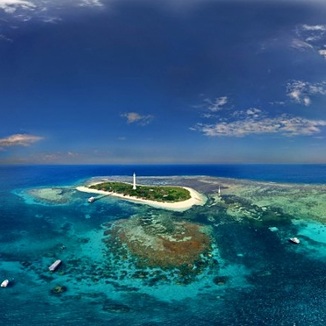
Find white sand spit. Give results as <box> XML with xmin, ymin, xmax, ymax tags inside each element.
<box><xmin>76</xmin><ymin>185</ymin><xmax>206</xmax><ymax>212</ymax></box>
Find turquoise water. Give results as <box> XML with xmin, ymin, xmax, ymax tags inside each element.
<box><xmin>1</xmin><ymin>165</ymin><xmax>326</xmax><ymax>325</ymax></box>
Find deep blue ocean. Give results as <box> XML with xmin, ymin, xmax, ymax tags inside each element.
<box><xmin>2</xmin><ymin>164</ymin><xmax>326</xmax><ymax>188</ymax></box>
<box><xmin>1</xmin><ymin>164</ymin><xmax>326</xmax><ymax>326</ymax></box>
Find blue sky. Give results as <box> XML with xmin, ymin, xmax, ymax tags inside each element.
<box><xmin>1</xmin><ymin>0</ymin><xmax>326</xmax><ymax>164</ymax></box>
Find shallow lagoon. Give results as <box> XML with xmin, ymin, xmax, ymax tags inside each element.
<box><xmin>1</xmin><ymin>170</ymin><xmax>326</xmax><ymax>325</ymax></box>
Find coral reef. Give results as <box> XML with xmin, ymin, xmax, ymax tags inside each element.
<box><xmin>102</xmin><ymin>213</ymin><xmax>215</xmax><ymax>282</ymax></box>
<box><xmin>50</xmin><ymin>284</ymin><xmax>67</xmax><ymax>295</ymax></box>
<box><xmin>27</xmin><ymin>187</ymin><xmax>74</xmax><ymax>204</ymax></box>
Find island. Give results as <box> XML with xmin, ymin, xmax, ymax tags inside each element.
<box><xmin>76</xmin><ymin>176</ymin><xmax>206</xmax><ymax>211</ymax></box>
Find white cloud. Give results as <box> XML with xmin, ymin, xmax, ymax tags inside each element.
<box><xmin>79</xmin><ymin>0</ymin><xmax>103</xmax><ymax>7</ymax></box>
<box><xmin>318</xmin><ymin>49</ymin><xmax>326</xmax><ymax>59</ymax></box>
<box><xmin>0</xmin><ymin>0</ymin><xmax>105</xmax><ymax>39</ymax></box>
<box><xmin>206</xmin><ymin>96</ymin><xmax>228</xmax><ymax>112</ymax></box>
<box><xmin>0</xmin><ymin>133</ymin><xmax>43</xmax><ymax>148</ymax></box>
<box><xmin>302</xmin><ymin>24</ymin><xmax>326</xmax><ymax>32</ymax></box>
<box><xmin>0</xmin><ymin>34</ymin><xmax>13</xmax><ymax>42</ymax></box>
<box><xmin>0</xmin><ymin>0</ymin><xmax>104</xmax><ymax>18</ymax></box>
<box><xmin>295</xmin><ymin>24</ymin><xmax>326</xmax><ymax>59</ymax></box>
<box><xmin>0</xmin><ymin>0</ymin><xmax>35</xmax><ymax>13</ymax></box>
<box><xmin>194</xmin><ymin>116</ymin><xmax>326</xmax><ymax>137</ymax></box>
<box><xmin>286</xmin><ymin>80</ymin><xmax>326</xmax><ymax>105</ymax></box>
<box><xmin>288</xmin><ymin>89</ymin><xmax>302</xmax><ymax>102</ymax></box>
<box><xmin>291</xmin><ymin>38</ymin><xmax>314</xmax><ymax>51</ymax></box>
<box><xmin>121</xmin><ymin>112</ymin><xmax>153</xmax><ymax>126</ymax></box>
<box><xmin>246</xmin><ymin>108</ymin><xmax>261</xmax><ymax>117</ymax></box>
<box><xmin>193</xmin><ymin>95</ymin><xmax>326</xmax><ymax>138</ymax></box>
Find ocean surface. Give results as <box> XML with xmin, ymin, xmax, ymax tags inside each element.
<box><xmin>1</xmin><ymin>164</ymin><xmax>326</xmax><ymax>326</ymax></box>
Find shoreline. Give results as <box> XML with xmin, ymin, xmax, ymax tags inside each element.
<box><xmin>76</xmin><ymin>184</ymin><xmax>207</xmax><ymax>212</ymax></box>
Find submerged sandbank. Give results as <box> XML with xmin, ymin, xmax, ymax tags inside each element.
<box><xmin>76</xmin><ymin>184</ymin><xmax>206</xmax><ymax>212</ymax></box>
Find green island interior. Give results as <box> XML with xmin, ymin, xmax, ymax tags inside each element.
<box><xmin>89</xmin><ymin>182</ymin><xmax>191</xmax><ymax>202</ymax></box>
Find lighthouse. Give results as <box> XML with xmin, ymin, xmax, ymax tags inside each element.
<box><xmin>133</xmin><ymin>172</ymin><xmax>137</xmax><ymax>190</ymax></box>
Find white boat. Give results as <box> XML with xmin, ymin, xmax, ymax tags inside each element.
<box><xmin>1</xmin><ymin>279</ymin><xmax>9</xmax><ymax>288</ymax></box>
<box><xmin>289</xmin><ymin>237</ymin><xmax>300</xmax><ymax>244</ymax></box>
<box><xmin>88</xmin><ymin>197</ymin><xmax>95</xmax><ymax>203</ymax></box>
<box><xmin>49</xmin><ymin>259</ymin><xmax>62</xmax><ymax>272</ymax></box>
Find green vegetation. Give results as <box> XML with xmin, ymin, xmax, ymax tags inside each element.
<box><xmin>89</xmin><ymin>182</ymin><xmax>191</xmax><ymax>202</ymax></box>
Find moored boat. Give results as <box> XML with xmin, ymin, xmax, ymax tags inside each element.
<box><xmin>49</xmin><ymin>259</ymin><xmax>62</xmax><ymax>271</ymax></box>
<box><xmin>289</xmin><ymin>237</ymin><xmax>300</xmax><ymax>244</ymax></box>
<box><xmin>1</xmin><ymin>279</ymin><xmax>9</xmax><ymax>288</ymax></box>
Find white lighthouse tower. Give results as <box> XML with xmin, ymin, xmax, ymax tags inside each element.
<box><xmin>133</xmin><ymin>172</ymin><xmax>137</xmax><ymax>190</ymax></box>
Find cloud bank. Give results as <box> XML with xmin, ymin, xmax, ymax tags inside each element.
<box><xmin>121</xmin><ymin>112</ymin><xmax>153</xmax><ymax>126</ymax></box>
<box><xmin>205</xmin><ymin>96</ymin><xmax>228</xmax><ymax>112</ymax></box>
<box><xmin>0</xmin><ymin>0</ymin><xmax>105</xmax><ymax>18</ymax></box>
<box><xmin>0</xmin><ymin>133</ymin><xmax>43</xmax><ymax>148</ymax></box>
<box><xmin>295</xmin><ymin>24</ymin><xmax>326</xmax><ymax>59</ymax></box>
<box><xmin>287</xmin><ymin>80</ymin><xmax>326</xmax><ymax>106</ymax></box>
<box><xmin>193</xmin><ymin>96</ymin><xmax>326</xmax><ymax>137</ymax></box>
<box><xmin>195</xmin><ymin>116</ymin><xmax>326</xmax><ymax>137</ymax></box>
<box><xmin>79</xmin><ymin>0</ymin><xmax>103</xmax><ymax>7</ymax></box>
<box><xmin>0</xmin><ymin>0</ymin><xmax>35</xmax><ymax>14</ymax></box>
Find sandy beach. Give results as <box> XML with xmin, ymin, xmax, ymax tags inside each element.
<box><xmin>76</xmin><ymin>185</ymin><xmax>206</xmax><ymax>212</ymax></box>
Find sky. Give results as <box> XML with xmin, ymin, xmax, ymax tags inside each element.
<box><xmin>1</xmin><ymin>0</ymin><xmax>326</xmax><ymax>164</ymax></box>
